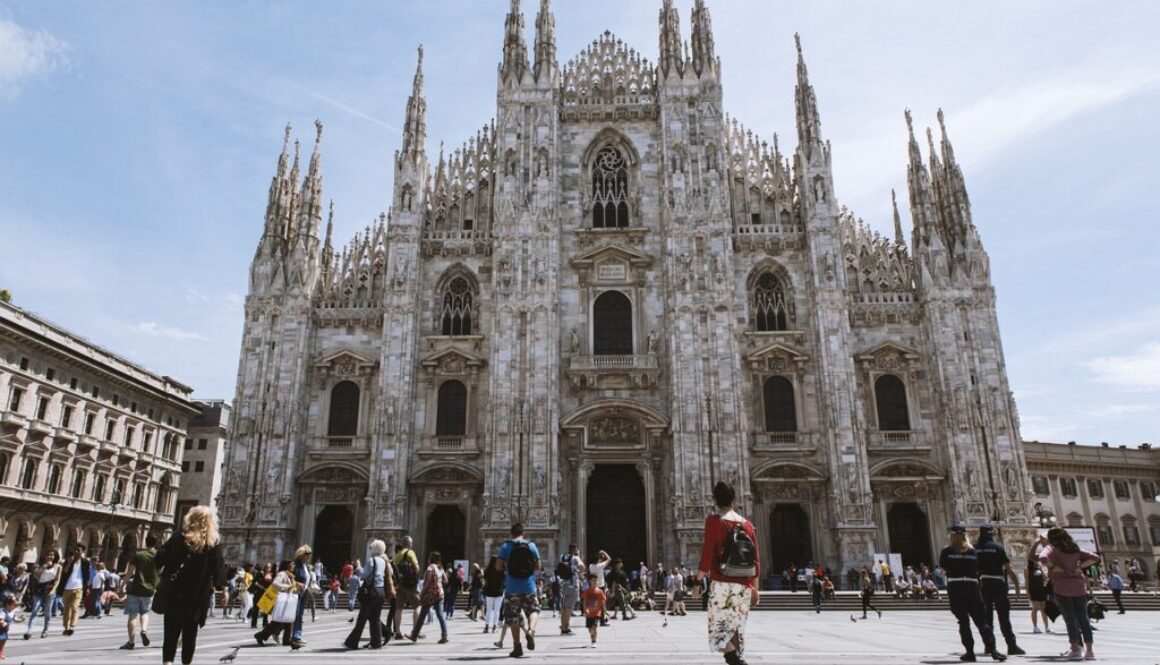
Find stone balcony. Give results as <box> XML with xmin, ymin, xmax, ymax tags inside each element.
<box><xmin>307</xmin><ymin>435</ymin><xmax>371</xmax><ymax>461</ymax></box>
<box><xmin>420</xmin><ymin>229</ymin><xmax>492</xmax><ymax>258</ymax></box>
<box><xmin>417</xmin><ymin>434</ymin><xmax>482</xmax><ymax>460</ymax></box>
<box><xmin>565</xmin><ymin>353</ymin><xmax>661</xmax><ymax>391</ymax></box>
<box><xmin>866</xmin><ymin>430</ymin><xmax>930</xmax><ymax>452</ymax></box>
<box><xmin>751</xmin><ymin>431</ymin><xmax>816</xmax><ymax>453</ymax></box>
<box><xmin>732</xmin><ymin>221</ymin><xmax>806</xmax><ymax>253</ymax></box>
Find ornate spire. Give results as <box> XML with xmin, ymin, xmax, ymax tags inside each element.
<box><xmin>794</xmin><ymin>33</ymin><xmax>822</xmax><ymax>149</ymax></box>
<box><xmin>690</xmin><ymin>0</ymin><xmax>716</xmax><ymax>77</ymax></box>
<box><xmin>295</xmin><ymin>119</ymin><xmax>325</xmax><ymax>242</ymax></box>
<box><xmin>264</xmin><ymin>123</ymin><xmax>293</xmax><ymax>232</ymax></box>
<box><xmin>399</xmin><ymin>45</ymin><xmax>427</xmax><ymax>168</ymax></box>
<box><xmin>533</xmin><ymin>0</ymin><xmax>557</xmax><ymax>83</ymax></box>
<box><xmin>892</xmin><ymin>188</ymin><xmax>905</xmax><ymax>246</ymax></box>
<box><xmin>659</xmin><ymin>0</ymin><xmax>683</xmax><ymax>79</ymax></box>
<box><xmin>936</xmin><ymin>108</ymin><xmax>972</xmax><ymax>226</ymax></box>
<box><xmin>500</xmin><ymin>0</ymin><xmax>528</xmax><ymax>84</ymax></box>
<box><xmin>904</xmin><ymin>109</ymin><xmax>937</xmax><ymax>247</ymax></box>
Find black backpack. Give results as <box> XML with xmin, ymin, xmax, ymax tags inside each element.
<box><xmin>395</xmin><ymin>550</ymin><xmax>419</xmax><ymax>590</ymax></box>
<box><xmin>555</xmin><ymin>555</ymin><xmax>574</xmax><ymax>582</ymax></box>
<box><xmin>718</xmin><ymin>520</ymin><xmax>757</xmax><ymax>578</ymax></box>
<box><xmin>506</xmin><ymin>540</ymin><xmax>537</xmax><ymax>579</ymax></box>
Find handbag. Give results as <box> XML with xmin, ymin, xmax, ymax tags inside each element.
<box><xmin>256</xmin><ymin>584</ymin><xmax>279</xmax><ymax>615</ymax></box>
<box><xmin>271</xmin><ymin>591</ymin><xmax>297</xmax><ymax>624</ymax></box>
<box><xmin>357</xmin><ymin>558</ymin><xmax>378</xmax><ymax>605</ymax></box>
<box><xmin>152</xmin><ymin>550</ymin><xmax>192</xmax><ymax>615</ymax></box>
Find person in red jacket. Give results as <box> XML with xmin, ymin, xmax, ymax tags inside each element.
<box><xmin>697</xmin><ymin>481</ymin><xmax>760</xmax><ymax>665</ymax></box>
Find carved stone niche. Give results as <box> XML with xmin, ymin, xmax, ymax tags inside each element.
<box><xmin>745</xmin><ymin>342</ymin><xmax>810</xmax><ymax>374</ymax></box>
<box><xmin>314</xmin><ymin>350</ymin><xmax>378</xmax><ymax>389</ymax></box>
<box><xmin>569</xmin><ymin>243</ymin><xmax>653</xmax><ymax>286</ymax></box>
<box><xmin>588</xmin><ymin>415</ymin><xmax>641</xmax><ymax>447</ymax></box>
<box><xmin>854</xmin><ymin>342</ymin><xmax>922</xmax><ymax>374</ymax></box>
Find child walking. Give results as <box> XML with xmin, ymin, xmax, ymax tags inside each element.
<box><xmin>581</xmin><ymin>573</ymin><xmax>606</xmax><ymax>649</ymax></box>
<box><xmin>0</xmin><ymin>594</ymin><xmax>18</xmax><ymax>660</ymax></box>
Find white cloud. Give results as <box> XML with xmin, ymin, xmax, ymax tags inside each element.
<box><xmin>0</xmin><ymin>15</ymin><xmax>69</xmax><ymax>98</ymax></box>
<box><xmin>1020</xmin><ymin>414</ymin><xmax>1087</xmax><ymax>443</ymax></box>
<box><xmin>132</xmin><ymin>321</ymin><xmax>208</xmax><ymax>342</ymax></box>
<box><xmin>1086</xmin><ymin>341</ymin><xmax>1160</xmax><ymax>390</ymax></box>
<box><xmin>1082</xmin><ymin>404</ymin><xmax>1157</xmax><ymax>418</ymax></box>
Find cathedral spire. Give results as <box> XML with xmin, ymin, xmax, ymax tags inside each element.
<box><xmin>659</xmin><ymin>0</ymin><xmax>683</xmax><ymax>79</ymax></box>
<box><xmin>299</xmin><ymin>119</ymin><xmax>324</xmax><ymax>238</ymax></box>
<box><xmin>690</xmin><ymin>0</ymin><xmax>716</xmax><ymax>77</ymax></box>
<box><xmin>399</xmin><ymin>45</ymin><xmax>427</xmax><ymax>169</ymax></box>
<box><xmin>937</xmin><ymin>108</ymin><xmax>972</xmax><ymax>227</ymax></box>
<box><xmin>892</xmin><ymin>188</ymin><xmax>905</xmax><ymax>247</ymax></box>
<box><xmin>533</xmin><ymin>0</ymin><xmax>557</xmax><ymax>84</ymax></box>
<box><xmin>500</xmin><ymin>0</ymin><xmax>528</xmax><ymax>85</ymax></box>
<box><xmin>794</xmin><ymin>33</ymin><xmax>823</xmax><ymax>150</ymax></box>
<box><xmin>904</xmin><ymin>109</ymin><xmax>937</xmax><ymax>248</ymax></box>
<box><xmin>264</xmin><ymin>123</ymin><xmax>293</xmax><ymax>236</ymax></box>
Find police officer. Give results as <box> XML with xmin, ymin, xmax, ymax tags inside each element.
<box><xmin>975</xmin><ymin>524</ymin><xmax>1025</xmax><ymax>656</ymax></box>
<box><xmin>939</xmin><ymin>525</ymin><xmax>1006</xmax><ymax>662</ymax></box>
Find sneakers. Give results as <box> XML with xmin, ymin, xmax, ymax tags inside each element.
<box><xmin>141</xmin><ymin>632</ymin><xmax>151</xmax><ymax>647</ymax></box>
<box><xmin>526</xmin><ymin>631</ymin><xmax>536</xmax><ymax>651</ymax></box>
<box><xmin>494</xmin><ymin>640</ymin><xmax>504</xmax><ymax>648</ymax></box>
<box><xmin>591</xmin><ymin>641</ymin><xmax>597</xmax><ymax>649</ymax></box>
<box><xmin>1032</xmin><ymin>627</ymin><xmax>1042</xmax><ymax>634</ymax></box>
<box><xmin>1084</xmin><ymin>652</ymin><xmax>1097</xmax><ymax>661</ymax></box>
<box><xmin>509</xmin><ymin>645</ymin><xmax>524</xmax><ymax>658</ymax></box>
<box><xmin>1066</xmin><ymin>649</ymin><xmax>1085</xmax><ymax>662</ymax></box>
<box><xmin>119</xmin><ymin>642</ymin><xmax>135</xmax><ymax>650</ymax></box>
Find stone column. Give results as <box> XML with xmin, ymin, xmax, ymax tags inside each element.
<box><xmin>637</xmin><ymin>462</ymin><xmax>656</xmax><ymax>565</ymax></box>
<box><xmin>577</xmin><ymin>462</ymin><xmax>593</xmax><ymax>556</ymax></box>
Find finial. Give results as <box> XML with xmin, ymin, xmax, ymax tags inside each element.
<box><xmin>314</xmin><ymin>119</ymin><xmax>323</xmax><ymax>144</ymax></box>
<box><xmin>417</xmin><ymin>43</ymin><xmax>424</xmax><ymax>66</ymax></box>
<box><xmin>294</xmin><ymin>138</ymin><xmax>300</xmax><ymax>161</ymax></box>
<box><xmin>937</xmin><ymin>108</ymin><xmax>946</xmax><ymax>133</ymax></box>
<box><xmin>794</xmin><ymin>32</ymin><xmax>802</xmax><ymax>54</ymax></box>
<box><xmin>904</xmin><ymin>108</ymin><xmax>913</xmax><ymax>135</ymax></box>
<box><xmin>283</xmin><ymin>123</ymin><xmax>292</xmax><ymax>148</ymax></box>
<box><xmin>926</xmin><ymin>126</ymin><xmax>936</xmax><ymax>152</ymax></box>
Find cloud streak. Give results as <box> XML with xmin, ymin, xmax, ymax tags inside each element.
<box><xmin>0</xmin><ymin>15</ymin><xmax>69</xmax><ymax>98</ymax></box>
<box><xmin>297</xmin><ymin>85</ymin><xmax>399</xmax><ymax>133</ymax></box>
<box><xmin>1086</xmin><ymin>341</ymin><xmax>1160</xmax><ymax>390</ymax></box>
<box><xmin>132</xmin><ymin>321</ymin><xmax>209</xmax><ymax>342</ymax></box>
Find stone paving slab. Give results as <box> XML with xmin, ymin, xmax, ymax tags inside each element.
<box><xmin>6</xmin><ymin>607</ymin><xmax>1157</xmax><ymax>664</ymax></box>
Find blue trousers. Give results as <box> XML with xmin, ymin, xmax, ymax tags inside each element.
<box><xmin>291</xmin><ymin>591</ymin><xmax>306</xmax><ymax>640</ymax></box>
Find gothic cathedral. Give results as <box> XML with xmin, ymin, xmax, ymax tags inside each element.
<box><xmin>220</xmin><ymin>0</ymin><xmax>1036</xmax><ymax>575</ymax></box>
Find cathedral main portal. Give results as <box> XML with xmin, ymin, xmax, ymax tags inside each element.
<box><xmin>585</xmin><ymin>464</ymin><xmax>647</xmax><ymax>567</ymax></box>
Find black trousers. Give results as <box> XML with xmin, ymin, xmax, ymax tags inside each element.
<box><xmin>345</xmin><ymin>588</ymin><xmax>385</xmax><ymax>648</ymax></box>
<box><xmin>1111</xmin><ymin>589</ymin><xmax>1124</xmax><ymax>613</ymax></box>
<box><xmin>949</xmin><ymin>585</ymin><xmax>997</xmax><ymax>654</ymax></box>
<box><xmin>162</xmin><ymin>608</ymin><xmax>202</xmax><ymax>665</ymax></box>
<box><xmin>981</xmin><ymin>580</ymin><xmax>1017</xmax><ymax>648</ymax></box>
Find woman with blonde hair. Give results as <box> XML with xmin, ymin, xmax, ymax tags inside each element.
<box><xmin>289</xmin><ymin>545</ymin><xmax>312</xmax><ymax>649</ymax></box>
<box><xmin>155</xmin><ymin>506</ymin><xmax>225</xmax><ymax>665</ymax></box>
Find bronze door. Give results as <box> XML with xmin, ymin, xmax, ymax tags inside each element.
<box><xmin>313</xmin><ymin>505</ymin><xmax>355</xmax><ymax>574</ymax></box>
<box><xmin>426</xmin><ymin>504</ymin><xmax>467</xmax><ymax>564</ymax></box>
<box><xmin>770</xmin><ymin>504</ymin><xmax>813</xmax><ymax>576</ymax></box>
<box><xmin>887</xmin><ymin>502</ymin><xmax>933</xmax><ymax>568</ymax></box>
<box><xmin>586</xmin><ymin>464</ymin><xmax>647</xmax><ymax>567</ymax></box>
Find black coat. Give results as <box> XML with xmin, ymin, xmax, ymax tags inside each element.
<box><xmin>155</xmin><ymin>535</ymin><xmax>226</xmax><ymax>614</ymax></box>
<box><xmin>55</xmin><ymin>558</ymin><xmax>91</xmax><ymax>596</ymax></box>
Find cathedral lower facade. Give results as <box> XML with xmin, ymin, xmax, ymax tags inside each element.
<box><xmin>220</xmin><ymin>0</ymin><xmax>1037</xmax><ymax>576</ymax></box>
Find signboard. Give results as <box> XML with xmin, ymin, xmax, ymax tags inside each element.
<box><xmin>1036</xmin><ymin>527</ymin><xmax>1100</xmax><ymax>556</ymax></box>
<box><xmin>869</xmin><ymin>552</ymin><xmax>905</xmax><ymax>581</ymax></box>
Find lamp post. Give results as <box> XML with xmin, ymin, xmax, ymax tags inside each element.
<box><xmin>101</xmin><ymin>488</ymin><xmax>123</xmax><ymax>564</ymax></box>
<box><xmin>1032</xmin><ymin>502</ymin><xmax>1056</xmax><ymax>529</ymax></box>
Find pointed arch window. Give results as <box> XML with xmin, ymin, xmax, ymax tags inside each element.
<box><xmin>763</xmin><ymin>376</ymin><xmax>797</xmax><ymax>432</ymax></box>
<box><xmin>591</xmin><ymin>146</ymin><xmax>630</xmax><ymax>228</ymax></box>
<box><xmin>327</xmin><ymin>381</ymin><xmax>360</xmax><ymax>437</ymax></box>
<box><xmin>436</xmin><ymin>380</ymin><xmax>468</xmax><ymax>436</ymax></box>
<box><xmin>593</xmin><ymin>290</ymin><xmax>633</xmax><ymax>355</ymax></box>
<box><xmin>752</xmin><ymin>272</ymin><xmax>789</xmax><ymax>331</ymax></box>
<box><xmin>874</xmin><ymin>374</ymin><xmax>911</xmax><ymax>431</ymax></box>
<box><xmin>440</xmin><ymin>276</ymin><xmax>475</xmax><ymax>336</ymax></box>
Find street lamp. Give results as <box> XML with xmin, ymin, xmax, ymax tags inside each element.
<box><xmin>100</xmin><ymin>488</ymin><xmax>123</xmax><ymax>564</ymax></box>
<box><xmin>1032</xmin><ymin>502</ymin><xmax>1056</xmax><ymax>529</ymax></box>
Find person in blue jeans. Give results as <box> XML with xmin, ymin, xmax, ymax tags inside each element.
<box><xmin>290</xmin><ymin>546</ymin><xmax>312</xmax><ymax>649</ymax></box>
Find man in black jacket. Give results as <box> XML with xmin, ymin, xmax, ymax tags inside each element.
<box><xmin>58</xmin><ymin>545</ymin><xmax>91</xmax><ymax>636</ymax></box>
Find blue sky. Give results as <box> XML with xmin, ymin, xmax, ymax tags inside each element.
<box><xmin>0</xmin><ymin>1</ymin><xmax>1157</xmax><ymax>446</ymax></box>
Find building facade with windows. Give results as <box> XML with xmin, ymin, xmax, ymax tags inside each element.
<box><xmin>174</xmin><ymin>400</ymin><xmax>231</xmax><ymax>526</ymax></box>
<box><xmin>1025</xmin><ymin>440</ymin><xmax>1160</xmax><ymax>577</ymax></box>
<box><xmin>0</xmin><ymin>300</ymin><xmax>199</xmax><ymax>568</ymax></box>
<box><xmin>220</xmin><ymin>0</ymin><xmax>1037</xmax><ymax>575</ymax></box>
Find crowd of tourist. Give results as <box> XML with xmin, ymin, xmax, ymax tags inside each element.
<box><xmin>0</xmin><ymin>491</ymin><xmax>1150</xmax><ymax>664</ymax></box>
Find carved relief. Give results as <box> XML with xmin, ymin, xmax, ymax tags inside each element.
<box><xmin>589</xmin><ymin>416</ymin><xmax>640</xmax><ymax>445</ymax></box>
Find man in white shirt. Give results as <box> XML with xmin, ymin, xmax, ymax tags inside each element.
<box><xmin>60</xmin><ymin>545</ymin><xmax>91</xmax><ymax>635</ymax></box>
<box><xmin>87</xmin><ymin>562</ymin><xmax>108</xmax><ymax>618</ymax></box>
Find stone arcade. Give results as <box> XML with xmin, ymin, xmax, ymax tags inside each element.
<box><xmin>220</xmin><ymin>0</ymin><xmax>1036</xmax><ymax>575</ymax></box>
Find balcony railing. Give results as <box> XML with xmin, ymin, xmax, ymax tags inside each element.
<box><xmin>751</xmin><ymin>431</ymin><xmax>811</xmax><ymax>449</ymax></box>
<box><xmin>569</xmin><ymin>354</ymin><xmax>658</xmax><ymax>371</ymax></box>
<box><xmin>326</xmin><ymin>437</ymin><xmax>354</xmax><ymax>448</ymax></box>
<box><xmin>436</xmin><ymin>435</ymin><xmax>464</xmax><ymax>450</ymax></box>
<box><xmin>867</xmin><ymin>430</ymin><xmax>927</xmax><ymax>450</ymax></box>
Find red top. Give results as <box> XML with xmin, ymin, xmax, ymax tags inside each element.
<box><xmin>699</xmin><ymin>513</ymin><xmax>761</xmax><ymax>587</ymax></box>
<box><xmin>341</xmin><ymin>563</ymin><xmax>353</xmax><ymax>581</ymax></box>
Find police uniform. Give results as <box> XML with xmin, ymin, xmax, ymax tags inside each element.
<box><xmin>974</xmin><ymin>525</ymin><xmax>1023</xmax><ymax>655</ymax></box>
<box><xmin>939</xmin><ymin>526</ymin><xmax>1005</xmax><ymax>662</ymax></box>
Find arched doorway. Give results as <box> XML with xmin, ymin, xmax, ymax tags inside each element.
<box><xmin>426</xmin><ymin>505</ymin><xmax>466</xmax><ymax>564</ymax></box>
<box><xmin>586</xmin><ymin>465</ymin><xmax>646</xmax><ymax>567</ymax></box>
<box><xmin>769</xmin><ymin>504</ymin><xmax>813</xmax><ymax>576</ymax></box>
<box><xmin>887</xmin><ymin>502</ymin><xmax>933</xmax><ymax>568</ymax></box>
<box><xmin>312</xmin><ymin>505</ymin><xmax>355</xmax><ymax>573</ymax></box>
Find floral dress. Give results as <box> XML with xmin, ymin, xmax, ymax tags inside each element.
<box><xmin>707</xmin><ymin>580</ymin><xmax>752</xmax><ymax>653</ymax></box>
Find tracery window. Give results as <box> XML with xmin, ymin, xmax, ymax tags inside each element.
<box><xmin>762</xmin><ymin>376</ymin><xmax>797</xmax><ymax>433</ymax></box>
<box><xmin>752</xmin><ymin>273</ymin><xmax>789</xmax><ymax>332</ymax></box>
<box><xmin>327</xmin><ymin>381</ymin><xmax>360</xmax><ymax>437</ymax></box>
<box><xmin>591</xmin><ymin>146</ymin><xmax>630</xmax><ymax>228</ymax></box>
<box><xmin>874</xmin><ymin>374</ymin><xmax>911</xmax><ymax>431</ymax></box>
<box><xmin>593</xmin><ymin>290</ymin><xmax>633</xmax><ymax>356</ymax></box>
<box><xmin>436</xmin><ymin>380</ymin><xmax>467</xmax><ymax>437</ymax></box>
<box><xmin>440</xmin><ymin>277</ymin><xmax>474</xmax><ymax>336</ymax></box>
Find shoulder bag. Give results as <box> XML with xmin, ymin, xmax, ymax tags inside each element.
<box><xmin>152</xmin><ymin>549</ymin><xmax>192</xmax><ymax>615</ymax></box>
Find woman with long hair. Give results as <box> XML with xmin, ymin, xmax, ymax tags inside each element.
<box><xmin>343</xmin><ymin>539</ymin><xmax>393</xmax><ymax>650</ymax></box>
<box><xmin>939</xmin><ymin>525</ymin><xmax>1004</xmax><ymax>662</ymax></box>
<box><xmin>156</xmin><ymin>505</ymin><xmax>225</xmax><ymax>665</ymax></box>
<box><xmin>859</xmin><ymin>569</ymin><xmax>881</xmax><ymax>619</ymax></box>
<box><xmin>697</xmin><ymin>481</ymin><xmax>761</xmax><ymax>665</ymax></box>
<box><xmin>23</xmin><ymin>550</ymin><xmax>61</xmax><ymax>640</ymax></box>
<box><xmin>249</xmin><ymin>563</ymin><xmax>273</xmax><ymax>630</ymax></box>
<box><xmin>254</xmin><ymin>561</ymin><xmax>295</xmax><ymax>647</ymax></box>
<box><xmin>467</xmin><ymin>563</ymin><xmax>484</xmax><ymax>621</ymax></box>
<box><xmin>1032</xmin><ymin>528</ymin><xmax>1100</xmax><ymax>661</ymax></box>
<box><xmin>408</xmin><ymin>551</ymin><xmax>449</xmax><ymax>644</ymax></box>
<box><xmin>482</xmin><ymin>556</ymin><xmax>504</xmax><ymax>634</ymax></box>
<box><xmin>288</xmin><ymin>545</ymin><xmax>312</xmax><ymax>649</ymax></box>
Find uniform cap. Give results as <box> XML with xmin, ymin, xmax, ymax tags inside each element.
<box><xmin>948</xmin><ymin>524</ymin><xmax>967</xmax><ymax>534</ymax></box>
<box><xmin>979</xmin><ymin>524</ymin><xmax>995</xmax><ymax>534</ymax></box>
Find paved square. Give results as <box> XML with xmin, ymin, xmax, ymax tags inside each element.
<box><xmin>6</xmin><ymin>607</ymin><xmax>1156</xmax><ymax>664</ymax></box>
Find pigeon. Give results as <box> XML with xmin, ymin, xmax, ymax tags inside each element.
<box><xmin>849</xmin><ymin>614</ymin><xmax>857</xmax><ymax>622</ymax></box>
<box><xmin>220</xmin><ymin>646</ymin><xmax>240</xmax><ymax>663</ymax></box>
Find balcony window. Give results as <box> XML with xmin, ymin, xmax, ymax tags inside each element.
<box><xmin>1060</xmin><ymin>478</ymin><xmax>1077</xmax><ymax>498</ymax></box>
<box><xmin>762</xmin><ymin>376</ymin><xmax>797</xmax><ymax>433</ymax></box>
<box><xmin>1032</xmin><ymin>476</ymin><xmax>1050</xmax><ymax>495</ymax></box>
<box><xmin>436</xmin><ymin>380</ymin><xmax>468</xmax><ymax>437</ymax></box>
<box><xmin>874</xmin><ymin>375</ymin><xmax>911</xmax><ymax>431</ymax></box>
<box><xmin>1087</xmin><ymin>479</ymin><xmax>1104</xmax><ymax>498</ymax></box>
<box><xmin>592</xmin><ymin>291</ymin><xmax>633</xmax><ymax>356</ymax></box>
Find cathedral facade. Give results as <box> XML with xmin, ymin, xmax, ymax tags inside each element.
<box><xmin>220</xmin><ymin>0</ymin><xmax>1036</xmax><ymax>575</ymax></box>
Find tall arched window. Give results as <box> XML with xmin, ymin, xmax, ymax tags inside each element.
<box><xmin>752</xmin><ymin>272</ymin><xmax>789</xmax><ymax>331</ymax></box>
<box><xmin>592</xmin><ymin>146</ymin><xmax>629</xmax><ymax>228</ymax></box>
<box><xmin>763</xmin><ymin>376</ymin><xmax>797</xmax><ymax>432</ymax></box>
<box><xmin>436</xmin><ymin>380</ymin><xmax>468</xmax><ymax>436</ymax></box>
<box><xmin>20</xmin><ymin>458</ymin><xmax>37</xmax><ymax>490</ymax></box>
<box><xmin>440</xmin><ymin>276</ymin><xmax>474</xmax><ymax>336</ymax></box>
<box><xmin>593</xmin><ymin>291</ymin><xmax>633</xmax><ymax>355</ymax></box>
<box><xmin>327</xmin><ymin>381</ymin><xmax>360</xmax><ymax>437</ymax></box>
<box><xmin>0</xmin><ymin>453</ymin><xmax>9</xmax><ymax>485</ymax></box>
<box><xmin>874</xmin><ymin>374</ymin><xmax>911</xmax><ymax>431</ymax></box>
